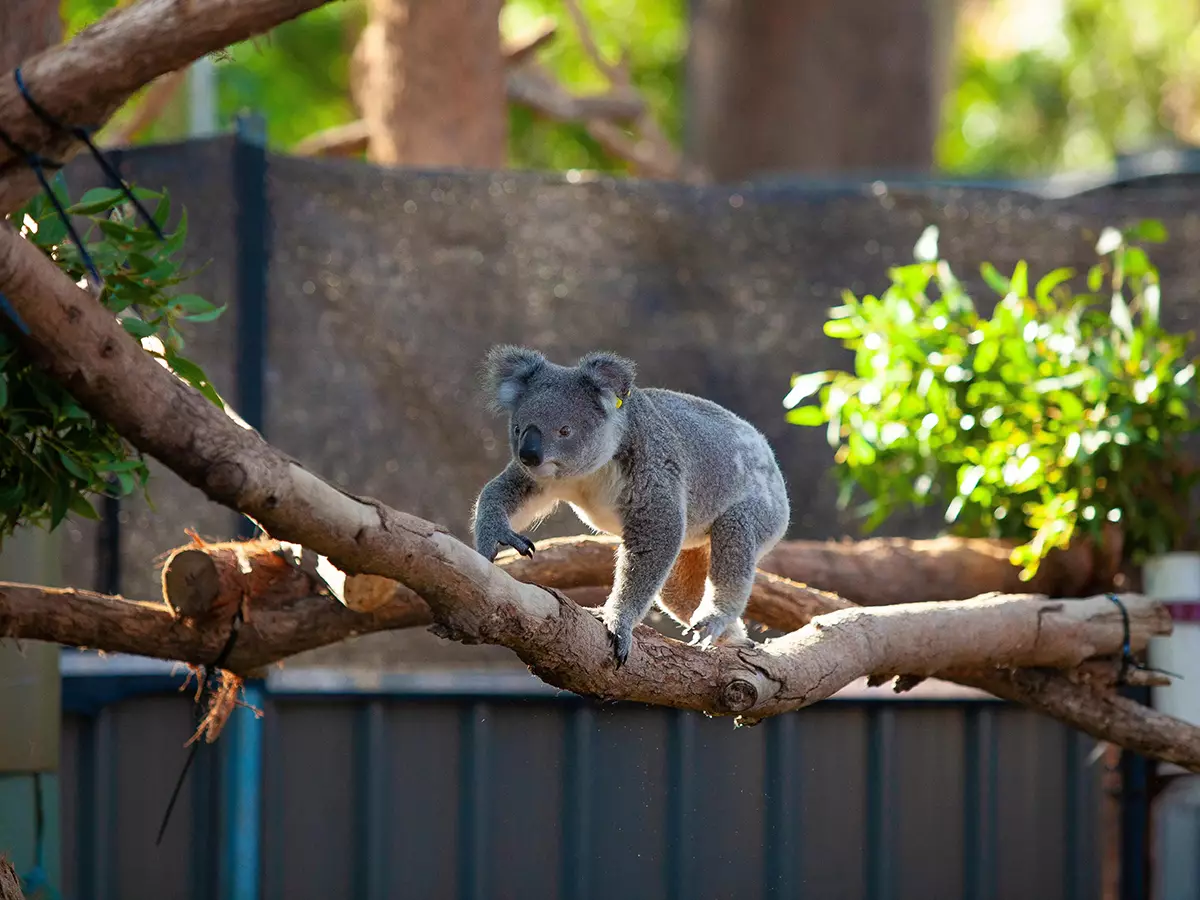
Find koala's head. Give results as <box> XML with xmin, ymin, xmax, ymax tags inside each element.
<box><xmin>483</xmin><ymin>345</ymin><xmax>636</xmax><ymax>480</ymax></box>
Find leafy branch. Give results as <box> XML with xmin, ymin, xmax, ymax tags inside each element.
<box><xmin>1</xmin><ymin>177</ymin><xmax>225</xmax><ymax>542</ymax></box>
<box><xmin>786</xmin><ymin>219</ymin><xmax>1199</xmax><ymax>578</ymax></box>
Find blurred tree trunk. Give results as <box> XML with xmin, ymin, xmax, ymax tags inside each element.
<box><xmin>354</xmin><ymin>0</ymin><xmax>506</xmax><ymax>168</ymax></box>
<box><xmin>0</xmin><ymin>0</ymin><xmax>61</xmax><ymax>71</ymax></box>
<box><xmin>686</xmin><ymin>0</ymin><xmax>954</xmax><ymax>181</ymax></box>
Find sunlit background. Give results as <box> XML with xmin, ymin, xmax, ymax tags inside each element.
<box><xmin>62</xmin><ymin>0</ymin><xmax>1200</xmax><ymax>177</ymax></box>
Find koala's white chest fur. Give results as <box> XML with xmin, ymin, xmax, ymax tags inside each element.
<box><xmin>554</xmin><ymin>462</ymin><xmax>627</xmax><ymax>537</ymax></box>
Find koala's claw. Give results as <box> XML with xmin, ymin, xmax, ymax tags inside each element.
<box><xmin>685</xmin><ymin>614</ymin><xmax>736</xmax><ymax>651</ymax></box>
<box><xmin>504</xmin><ymin>531</ymin><xmax>536</xmax><ymax>558</ymax></box>
<box><xmin>488</xmin><ymin>530</ymin><xmax>534</xmax><ymax>559</ymax></box>
<box><xmin>609</xmin><ymin>627</ymin><xmax>632</xmax><ymax>668</ymax></box>
<box><xmin>585</xmin><ymin>608</ymin><xmax>632</xmax><ymax>667</ymax></box>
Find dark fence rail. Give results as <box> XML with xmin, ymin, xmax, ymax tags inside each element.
<box><xmin>58</xmin><ymin>666</ymin><xmax>1102</xmax><ymax>900</ymax></box>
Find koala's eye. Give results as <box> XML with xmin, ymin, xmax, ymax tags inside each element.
<box><xmin>558</xmin><ymin>426</ymin><xmax>572</xmax><ymax>438</ymax></box>
<box><xmin>513</xmin><ymin>424</ymin><xmax>520</xmax><ymax>435</ymax></box>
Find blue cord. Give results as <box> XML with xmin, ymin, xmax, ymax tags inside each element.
<box><xmin>19</xmin><ymin>773</ymin><xmax>61</xmax><ymax>900</ymax></box>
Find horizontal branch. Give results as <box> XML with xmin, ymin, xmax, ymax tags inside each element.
<box><xmin>0</xmin><ymin>572</ymin><xmax>429</xmax><ymax>675</ymax></box>
<box><xmin>0</xmin><ymin>0</ymin><xmax>335</xmax><ymax>214</ymax></box>
<box><xmin>292</xmin><ymin>119</ymin><xmax>370</xmax><ymax>158</ymax></box>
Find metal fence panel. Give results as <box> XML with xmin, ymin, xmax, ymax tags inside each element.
<box><xmin>58</xmin><ymin>686</ymin><xmax>1103</xmax><ymax>900</ymax></box>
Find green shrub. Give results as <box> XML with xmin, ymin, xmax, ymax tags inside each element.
<box><xmin>785</xmin><ymin>219</ymin><xmax>1199</xmax><ymax>578</ymax></box>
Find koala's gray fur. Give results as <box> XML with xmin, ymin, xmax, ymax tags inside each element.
<box><xmin>471</xmin><ymin>345</ymin><xmax>790</xmax><ymax>666</ymax></box>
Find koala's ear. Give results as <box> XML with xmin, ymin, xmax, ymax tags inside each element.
<box><xmin>579</xmin><ymin>351</ymin><xmax>636</xmax><ymax>402</ymax></box>
<box><xmin>484</xmin><ymin>345</ymin><xmax>545</xmax><ymax>410</ymax></box>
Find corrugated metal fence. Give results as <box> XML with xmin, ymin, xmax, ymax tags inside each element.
<box><xmin>56</xmin><ymin>665</ymin><xmax>1103</xmax><ymax>900</ymax></box>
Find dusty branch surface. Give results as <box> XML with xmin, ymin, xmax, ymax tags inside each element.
<box><xmin>0</xmin><ymin>0</ymin><xmax>334</xmax><ymax>214</ymax></box>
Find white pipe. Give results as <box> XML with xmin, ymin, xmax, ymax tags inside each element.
<box><xmin>188</xmin><ymin>56</ymin><xmax>218</xmax><ymax>137</ymax></box>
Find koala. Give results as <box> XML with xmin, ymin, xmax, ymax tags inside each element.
<box><xmin>471</xmin><ymin>345</ymin><xmax>791</xmax><ymax>667</ymax></box>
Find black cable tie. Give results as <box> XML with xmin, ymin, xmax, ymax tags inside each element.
<box><xmin>14</xmin><ymin>67</ymin><xmax>165</xmax><ymax>242</ymax></box>
<box><xmin>0</xmin><ymin>120</ymin><xmax>103</xmax><ymax>288</ymax></box>
<box><xmin>155</xmin><ymin>610</ymin><xmax>244</xmax><ymax>846</ymax></box>
<box><xmin>1106</xmin><ymin>593</ymin><xmax>1181</xmax><ymax>684</ymax></box>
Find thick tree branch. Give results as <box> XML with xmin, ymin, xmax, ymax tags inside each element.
<box><xmin>0</xmin><ymin>0</ymin><xmax>336</xmax><ymax>214</ymax></box>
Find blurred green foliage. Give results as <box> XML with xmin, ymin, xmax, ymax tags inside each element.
<box><xmin>785</xmin><ymin>221</ymin><xmax>1200</xmax><ymax>576</ymax></box>
<box><xmin>60</xmin><ymin>0</ymin><xmax>684</xmax><ymax>171</ymax></box>
<box><xmin>59</xmin><ymin>0</ymin><xmax>1200</xmax><ymax>176</ymax></box>
<box><xmin>939</xmin><ymin>0</ymin><xmax>1200</xmax><ymax>175</ymax></box>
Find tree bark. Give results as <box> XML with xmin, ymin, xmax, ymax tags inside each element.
<box><xmin>0</xmin><ymin>0</ymin><xmax>336</xmax><ymax>216</ymax></box>
<box><xmin>0</xmin><ymin>859</ymin><xmax>25</xmax><ymax>900</ymax></box>
<box><xmin>0</xmin><ymin>0</ymin><xmax>61</xmax><ymax>72</ymax></box>
<box><xmin>686</xmin><ymin>0</ymin><xmax>953</xmax><ymax>181</ymax></box>
<box><xmin>355</xmin><ymin>0</ymin><xmax>506</xmax><ymax>168</ymax></box>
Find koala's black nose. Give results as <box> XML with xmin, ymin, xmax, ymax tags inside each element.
<box><xmin>518</xmin><ymin>426</ymin><xmax>543</xmax><ymax>467</ymax></box>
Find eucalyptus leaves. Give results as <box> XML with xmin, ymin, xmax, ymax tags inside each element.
<box><xmin>0</xmin><ymin>177</ymin><xmax>225</xmax><ymax>541</ymax></box>
<box><xmin>786</xmin><ymin>219</ymin><xmax>1198</xmax><ymax>578</ymax></box>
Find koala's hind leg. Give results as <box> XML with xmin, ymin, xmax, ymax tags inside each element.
<box><xmin>686</xmin><ymin>501</ymin><xmax>780</xmax><ymax>649</ymax></box>
<box><xmin>655</xmin><ymin>544</ymin><xmax>712</xmax><ymax>632</ymax></box>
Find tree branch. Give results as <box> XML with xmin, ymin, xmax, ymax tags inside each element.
<box><xmin>99</xmin><ymin>67</ymin><xmax>188</xmax><ymax>148</ymax></box>
<box><xmin>0</xmin><ymin>0</ymin><xmax>336</xmax><ymax>214</ymax></box>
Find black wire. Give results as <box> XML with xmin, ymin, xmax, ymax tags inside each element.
<box><xmin>1106</xmin><ymin>592</ymin><xmax>1179</xmax><ymax>684</ymax></box>
<box><xmin>0</xmin><ymin>65</ymin><xmax>170</xmax><ymax>293</ymax></box>
<box><xmin>0</xmin><ymin>120</ymin><xmax>102</xmax><ymax>288</ymax></box>
<box><xmin>32</xmin><ymin>772</ymin><xmax>44</xmax><ymax>871</ymax></box>
<box><xmin>14</xmin><ymin>67</ymin><xmax>165</xmax><ymax>241</ymax></box>
<box><xmin>155</xmin><ymin>611</ymin><xmax>244</xmax><ymax>846</ymax></box>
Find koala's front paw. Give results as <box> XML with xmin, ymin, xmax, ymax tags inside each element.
<box><xmin>476</xmin><ymin>526</ymin><xmax>536</xmax><ymax>562</ymax></box>
<box><xmin>685</xmin><ymin>612</ymin><xmax>744</xmax><ymax>651</ymax></box>
<box><xmin>586</xmin><ymin>607</ymin><xmax>633</xmax><ymax>668</ymax></box>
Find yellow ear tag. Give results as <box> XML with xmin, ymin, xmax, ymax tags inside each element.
<box><xmin>614</xmin><ymin>396</ymin><xmax>623</xmax><ymax>409</ymax></box>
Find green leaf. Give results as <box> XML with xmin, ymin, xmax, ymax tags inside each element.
<box><xmin>913</xmin><ymin>225</ymin><xmax>939</xmax><ymax>263</ymax></box>
<box><xmin>1010</xmin><ymin>261</ymin><xmax>1028</xmax><ymax>298</ymax></box>
<box><xmin>1110</xmin><ymin>292</ymin><xmax>1134</xmax><ymax>339</ymax></box>
<box><xmin>56</xmin><ymin>450</ymin><xmax>89</xmax><ymax>481</ymax></box>
<box><xmin>786</xmin><ymin>405</ymin><xmax>827</xmax><ymax>426</ymax></box>
<box><xmin>0</xmin><ymin>372</ymin><xmax>6</xmax><ymax>410</ymax></box>
<box><xmin>783</xmin><ymin>371</ymin><xmax>834</xmax><ymax>408</ymax></box>
<box><xmin>168</xmin><ymin>293</ymin><xmax>217</xmax><ymax>314</ymax></box>
<box><xmin>1095</xmin><ymin>227</ymin><xmax>1123</xmax><ymax>256</ymax></box>
<box><xmin>1126</xmin><ymin>219</ymin><xmax>1168</xmax><ymax>244</ymax></box>
<box><xmin>121</xmin><ymin>317</ymin><xmax>157</xmax><ymax>339</ymax></box>
<box><xmin>823</xmin><ymin>319</ymin><xmax>861</xmax><ymax>340</ymax></box>
<box><xmin>68</xmin><ymin>491</ymin><xmax>101</xmax><ymax>521</ymax></box>
<box><xmin>182</xmin><ymin>304</ymin><xmax>227</xmax><ymax>323</ymax></box>
<box><xmin>66</xmin><ymin>187</ymin><xmax>127</xmax><ymax>217</ymax></box>
<box><xmin>980</xmin><ymin>262</ymin><xmax>1010</xmax><ymax>295</ymax></box>
<box><xmin>1035</xmin><ymin>267</ymin><xmax>1074</xmax><ymax>303</ymax></box>
<box><xmin>165</xmin><ymin>352</ymin><xmax>226</xmax><ymax>409</ymax></box>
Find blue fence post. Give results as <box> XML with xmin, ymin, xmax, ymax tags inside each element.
<box><xmin>220</xmin><ymin>680</ymin><xmax>265</xmax><ymax>900</ymax></box>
